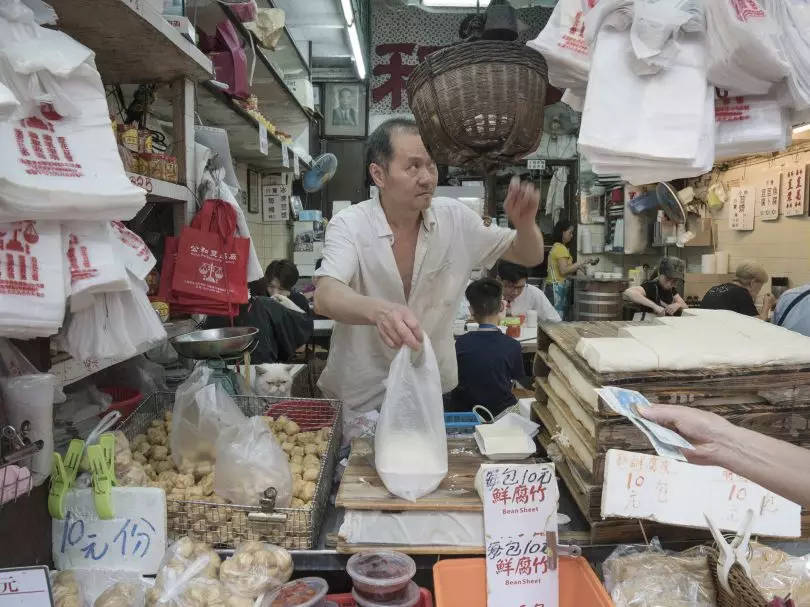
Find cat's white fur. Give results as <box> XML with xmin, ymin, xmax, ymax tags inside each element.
<box><xmin>243</xmin><ymin>363</ymin><xmax>294</xmax><ymax>397</ymax></box>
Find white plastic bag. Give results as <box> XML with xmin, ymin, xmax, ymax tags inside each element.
<box><xmin>375</xmin><ymin>336</ymin><xmax>447</xmax><ymax>502</ymax></box>
<box><xmin>63</xmin><ymin>221</ymin><xmax>128</xmax><ymax>303</ymax></box>
<box><xmin>110</xmin><ymin>220</ymin><xmax>156</xmax><ymax>281</ymax></box>
<box><xmin>0</xmin><ymin>372</ymin><xmax>55</xmax><ymax>486</ymax></box>
<box><xmin>213</xmin><ymin>416</ymin><xmax>293</xmax><ymax>507</ymax></box>
<box><xmin>171</xmin><ymin>366</ymin><xmax>246</xmax><ymax>466</ymax></box>
<box><xmin>527</xmin><ymin>0</ymin><xmax>594</xmax><ymax>90</ymax></box>
<box><xmin>714</xmin><ymin>88</ymin><xmax>791</xmax><ymax>159</ymax></box>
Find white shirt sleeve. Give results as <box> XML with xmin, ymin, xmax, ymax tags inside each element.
<box><xmin>458</xmin><ymin>204</ymin><xmax>517</xmax><ymax>270</ymax></box>
<box><xmin>313</xmin><ymin>214</ymin><xmax>359</xmax><ymax>286</ymax></box>
<box><xmin>531</xmin><ymin>284</ymin><xmax>561</xmax><ymax>322</ymax></box>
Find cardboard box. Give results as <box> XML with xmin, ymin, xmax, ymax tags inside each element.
<box><xmin>685</xmin><ymin>217</ymin><xmax>714</xmax><ymax>248</ymax></box>
<box><xmin>684</xmin><ymin>273</ymin><xmax>733</xmax><ymax>300</ymax></box>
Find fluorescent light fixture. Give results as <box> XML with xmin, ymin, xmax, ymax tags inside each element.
<box><xmin>422</xmin><ymin>0</ymin><xmax>491</xmax><ymax>5</ymax></box>
<box><xmin>347</xmin><ymin>22</ymin><xmax>366</xmax><ymax>80</ymax></box>
<box><xmin>339</xmin><ymin>0</ymin><xmax>354</xmax><ymax>25</ymax></box>
<box><xmin>794</xmin><ymin>123</ymin><xmax>810</xmax><ymax>134</ymax></box>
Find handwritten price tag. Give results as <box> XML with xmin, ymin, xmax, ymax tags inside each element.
<box><xmin>601</xmin><ymin>449</ymin><xmax>800</xmax><ymax>537</ymax></box>
<box><xmin>126</xmin><ymin>172</ymin><xmax>154</xmax><ymax>194</ymax></box>
<box><xmin>482</xmin><ymin>463</ymin><xmax>558</xmax><ymax>607</ymax></box>
<box><xmin>52</xmin><ymin>488</ymin><xmax>166</xmax><ymax>575</ymax></box>
<box><xmin>0</xmin><ymin>567</ymin><xmax>53</xmax><ymax>607</ymax></box>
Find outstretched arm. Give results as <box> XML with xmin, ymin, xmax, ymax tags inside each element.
<box><xmin>640</xmin><ymin>405</ymin><xmax>810</xmax><ymax>508</ymax></box>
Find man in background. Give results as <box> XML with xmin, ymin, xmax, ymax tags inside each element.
<box><xmin>332</xmin><ymin>88</ymin><xmax>357</xmax><ymax>127</ymax></box>
<box><xmin>450</xmin><ymin>278</ymin><xmax>528</xmax><ymax>415</ymax></box>
<box><xmin>498</xmin><ymin>261</ymin><xmax>560</xmax><ymax>322</ymax></box>
<box><xmin>773</xmin><ymin>283</ymin><xmax>810</xmax><ymax>336</ymax></box>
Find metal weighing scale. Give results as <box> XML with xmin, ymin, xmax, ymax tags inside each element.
<box><xmin>170</xmin><ymin>327</ymin><xmax>259</xmax><ymax>396</ymax></box>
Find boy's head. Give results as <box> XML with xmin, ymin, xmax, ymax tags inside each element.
<box><xmin>265</xmin><ymin>259</ymin><xmax>300</xmax><ymax>295</ymax></box>
<box><xmin>465</xmin><ymin>278</ymin><xmax>504</xmax><ymax>321</ymax></box>
<box><xmin>497</xmin><ymin>261</ymin><xmax>529</xmax><ymax>303</ymax></box>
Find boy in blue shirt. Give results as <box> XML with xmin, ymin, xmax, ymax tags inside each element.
<box><xmin>449</xmin><ymin>278</ymin><xmax>529</xmax><ymax>416</ymax></box>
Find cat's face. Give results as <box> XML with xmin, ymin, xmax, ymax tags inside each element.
<box><xmin>253</xmin><ymin>364</ymin><xmax>293</xmax><ymax>397</ymax></box>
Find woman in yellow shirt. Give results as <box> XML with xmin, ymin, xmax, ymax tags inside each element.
<box><xmin>545</xmin><ymin>219</ymin><xmax>596</xmax><ymax>319</ymax></box>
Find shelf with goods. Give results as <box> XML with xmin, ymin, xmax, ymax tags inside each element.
<box><xmin>49</xmin><ymin>318</ymin><xmax>198</xmax><ymax>387</ymax></box>
<box><xmin>187</xmin><ymin>0</ymin><xmax>312</xmax><ymax>139</ymax></box>
<box><xmin>44</xmin><ymin>0</ymin><xmax>213</xmax><ymax>83</ymax></box>
<box><xmin>197</xmin><ymin>82</ymin><xmax>311</xmax><ymax>172</ymax></box>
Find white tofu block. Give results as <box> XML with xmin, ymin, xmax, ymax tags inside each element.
<box><xmin>575</xmin><ymin>337</ymin><xmax>658</xmax><ymax>373</ymax></box>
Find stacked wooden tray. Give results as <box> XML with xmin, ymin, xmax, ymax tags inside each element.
<box><xmin>532</xmin><ymin>321</ymin><xmax>810</xmax><ymax>544</ymax></box>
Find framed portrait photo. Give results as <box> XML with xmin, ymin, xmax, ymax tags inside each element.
<box><xmin>324</xmin><ymin>82</ymin><xmax>367</xmax><ymax>138</ymax></box>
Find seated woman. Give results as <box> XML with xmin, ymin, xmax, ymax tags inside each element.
<box><xmin>700</xmin><ymin>261</ymin><xmax>775</xmax><ymax>320</ymax></box>
<box><xmin>265</xmin><ymin>259</ymin><xmax>311</xmax><ymax>315</ymax></box>
<box><xmin>624</xmin><ymin>257</ymin><xmax>688</xmax><ymax>317</ymax></box>
<box><xmin>203</xmin><ymin>276</ymin><xmax>313</xmax><ymax>364</ymax></box>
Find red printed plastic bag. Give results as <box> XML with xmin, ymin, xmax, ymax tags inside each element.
<box><xmin>171</xmin><ymin>200</ymin><xmax>249</xmax><ymax>305</ymax></box>
<box><xmin>110</xmin><ymin>220</ymin><xmax>156</xmax><ymax>280</ymax></box>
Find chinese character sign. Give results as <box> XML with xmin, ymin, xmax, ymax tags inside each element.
<box><xmin>482</xmin><ymin>463</ymin><xmax>558</xmax><ymax>607</ymax></box>
<box><xmin>0</xmin><ymin>567</ymin><xmax>52</xmax><ymax>607</ymax></box>
<box><xmin>756</xmin><ymin>173</ymin><xmax>781</xmax><ymax>221</ymax></box>
<box><xmin>728</xmin><ymin>185</ymin><xmax>755</xmax><ymax>231</ymax></box>
<box><xmin>781</xmin><ymin>166</ymin><xmax>808</xmax><ymax>217</ymax></box>
<box><xmin>601</xmin><ymin>449</ymin><xmax>800</xmax><ymax>537</ymax></box>
<box><xmin>52</xmin><ymin>487</ymin><xmax>167</xmax><ymax>575</ymax></box>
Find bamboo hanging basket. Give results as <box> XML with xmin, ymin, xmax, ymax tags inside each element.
<box><xmin>407</xmin><ymin>41</ymin><xmax>549</xmax><ymax>173</ymax></box>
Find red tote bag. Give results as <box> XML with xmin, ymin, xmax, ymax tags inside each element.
<box><xmin>160</xmin><ymin>237</ymin><xmax>241</xmax><ymax>317</ymax></box>
<box><xmin>171</xmin><ymin>200</ymin><xmax>250</xmax><ymax>304</ymax></box>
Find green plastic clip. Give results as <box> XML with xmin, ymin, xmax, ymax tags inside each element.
<box><xmin>87</xmin><ymin>444</ymin><xmax>114</xmax><ymax>520</ymax></box>
<box><xmin>48</xmin><ymin>439</ymin><xmax>84</xmax><ymax>520</ymax></box>
<box><xmin>98</xmin><ymin>433</ymin><xmax>117</xmax><ymax>487</ymax></box>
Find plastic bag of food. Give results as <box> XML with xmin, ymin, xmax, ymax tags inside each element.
<box><xmin>93</xmin><ymin>582</ymin><xmax>142</xmax><ymax>607</ymax></box>
<box><xmin>146</xmin><ymin>554</ymin><xmax>226</xmax><ymax>607</ymax></box>
<box><xmin>146</xmin><ymin>536</ymin><xmax>223</xmax><ymax>606</ymax></box>
<box><xmin>375</xmin><ymin>335</ymin><xmax>447</xmax><ymax>502</ymax></box>
<box><xmin>214</xmin><ymin>416</ymin><xmax>292</xmax><ymax>507</ymax></box>
<box><xmin>603</xmin><ymin>540</ymin><xmax>715</xmax><ymax>607</ymax></box>
<box><xmin>749</xmin><ymin>542</ymin><xmax>810</xmax><ymax>604</ymax></box>
<box><xmin>171</xmin><ymin>365</ymin><xmax>246</xmax><ymax>466</ymax></box>
<box><xmin>0</xmin><ymin>338</ymin><xmax>65</xmax><ymax>403</ymax></box>
<box><xmin>219</xmin><ymin>540</ymin><xmax>293</xmax><ymax>599</ymax></box>
<box><xmin>51</xmin><ymin>571</ymin><xmax>84</xmax><ymax>607</ymax></box>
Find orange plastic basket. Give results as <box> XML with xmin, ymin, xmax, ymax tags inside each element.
<box><xmin>433</xmin><ymin>557</ymin><xmax>611</xmax><ymax>607</ymax></box>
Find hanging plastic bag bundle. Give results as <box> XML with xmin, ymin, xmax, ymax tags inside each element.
<box><xmin>704</xmin><ymin>0</ymin><xmax>788</xmax><ymax>95</ymax></box>
<box><xmin>110</xmin><ymin>220</ymin><xmax>156</xmax><ymax>281</ymax></box>
<box><xmin>63</xmin><ymin>221</ymin><xmax>129</xmax><ymax>308</ymax></box>
<box><xmin>0</xmin><ymin>0</ymin><xmax>145</xmax><ymax>221</ymax></box>
<box><xmin>375</xmin><ymin>336</ymin><xmax>448</xmax><ymax>502</ymax></box>
<box><xmin>714</xmin><ymin>88</ymin><xmax>792</xmax><ymax>160</ymax></box>
<box><xmin>763</xmin><ymin>0</ymin><xmax>810</xmax><ymax>111</ymax></box>
<box><xmin>526</xmin><ymin>0</ymin><xmax>596</xmax><ymax>90</ymax></box>
<box><xmin>0</xmin><ymin>219</ymin><xmax>65</xmax><ymax>338</ymax></box>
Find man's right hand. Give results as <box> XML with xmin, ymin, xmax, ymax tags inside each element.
<box><xmin>376</xmin><ymin>303</ymin><xmax>423</xmax><ymax>350</ymax></box>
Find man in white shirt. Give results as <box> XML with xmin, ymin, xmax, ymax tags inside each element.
<box><xmin>313</xmin><ymin>119</ymin><xmax>545</xmax><ymax>419</ymax></box>
<box><xmin>498</xmin><ymin>261</ymin><xmax>561</xmax><ymax>322</ymax></box>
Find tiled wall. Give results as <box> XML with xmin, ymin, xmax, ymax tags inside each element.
<box><xmin>235</xmin><ymin>162</ymin><xmax>291</xmax><ymax>273</ymax></box>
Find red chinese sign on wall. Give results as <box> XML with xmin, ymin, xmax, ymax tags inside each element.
<box><xmin>372</xmin><ymin>43</ymin><xmax>446</xmax><ymax>111</ymax></box>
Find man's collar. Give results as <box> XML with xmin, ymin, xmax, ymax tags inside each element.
<box><xmin>371</xmin><ymin>191</ymin><xmax>436</xmax><ymax>238</ymax></box>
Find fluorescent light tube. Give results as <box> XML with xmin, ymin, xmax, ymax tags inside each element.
<box><xmin>348</xmin><ymin>23</ymin><xmax>366</xmax><ymax>80</ymax></box>
<box><xmin>794</xmin><ymin>123</ymin><xmax>810</xmax><ymax>134</ymax></box>
<box><xmin>340</xmin><ymin>0</ymin><xmax>354</xmax><ymax>25</ymax></box>
<box><xmin>422</xmin><ymin>0</ymin><xmax>491</xmax><ymax>5</ymax></box>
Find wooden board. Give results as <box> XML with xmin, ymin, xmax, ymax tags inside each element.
<box><xmin>336</xmin><ymin>438</ymin><xmax>486</xmax><ymax>512</ymax></box>
<box><xmin>46</xmin><ymin>0</ymin><xmax>212</xmax><ymax>83</ymax></box>
<box><xmin>538</xmin><ymin>322</ymin><xmax>810</xmax><ymax>391</ymax></box>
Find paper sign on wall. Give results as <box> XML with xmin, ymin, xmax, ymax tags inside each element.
<box><xmin>601</xmin><ymin>449</ymin><xmax>800</xmax><ymax>537</ymax></box>
<box><xmin>728</xmin><ymin>185</ymin><xmax>755</xmax><ymax>230</ymax></box>
<box><xmin>281</xmin><ymin>143</ymin><xmax>290</xmax><ymax>169</ymax></box>
<box><xmin>52</xmin><ymin>488</ymin><xmax>166</xmax><ymax>575</ymax></box>
<box><xmin>259</xmin><ymin>124</ymin><xmax>268</xmax><ymax>156</ymax></box>
<box><xmin>482</xmin><ymin>463</ymin><xmax>558</xmax><ymax>607</ymax></box>
<box><xmin>756</xmin><ymin>173</ymin><xmax>780</xmax><ymax>220</ymax></box>
<box><xmin>0</xmin><ymin>567</ymin><xmax>53</xmax><ymax>607</ymax></box>
<box><xmin>781</xmin><ymin>166</ymin><xmax>807</xmax><ymax>217</ymax></box>
<box><xmin>293</xmin><ymin>153</ymin><xmax>300</xmax><ymax>178</ymax></box>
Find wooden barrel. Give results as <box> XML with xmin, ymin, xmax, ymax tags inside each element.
<box><xmin>572</xmin><ymin>279</ymin><xmax>628</xmax><ymax>321</ymax></box>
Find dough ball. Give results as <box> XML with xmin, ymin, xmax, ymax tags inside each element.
<box><xmin>283</xmin><ymin>420</ymin><xmax>300</xmax><ymax>436</ymax></box>
<box><xmin>290</xmin><ymin>446</ymin><xmax>304</xmax><ymax>458</ymax></box>
<box><xmin>302</xmin><ymin>467</ymin><xmax>319</xmax><ymax>482</ymax></box>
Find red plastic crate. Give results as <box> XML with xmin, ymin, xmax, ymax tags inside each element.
<box><xmin>326</xmin><ymin>588</ymin><xmax>433</xmax><ymax>607</ymax></box>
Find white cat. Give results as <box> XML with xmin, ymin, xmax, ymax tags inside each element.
<box><xmin>245</xmin><ymin>363</ymin><xmax>294</xmax><ymax>397</ymax></box>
